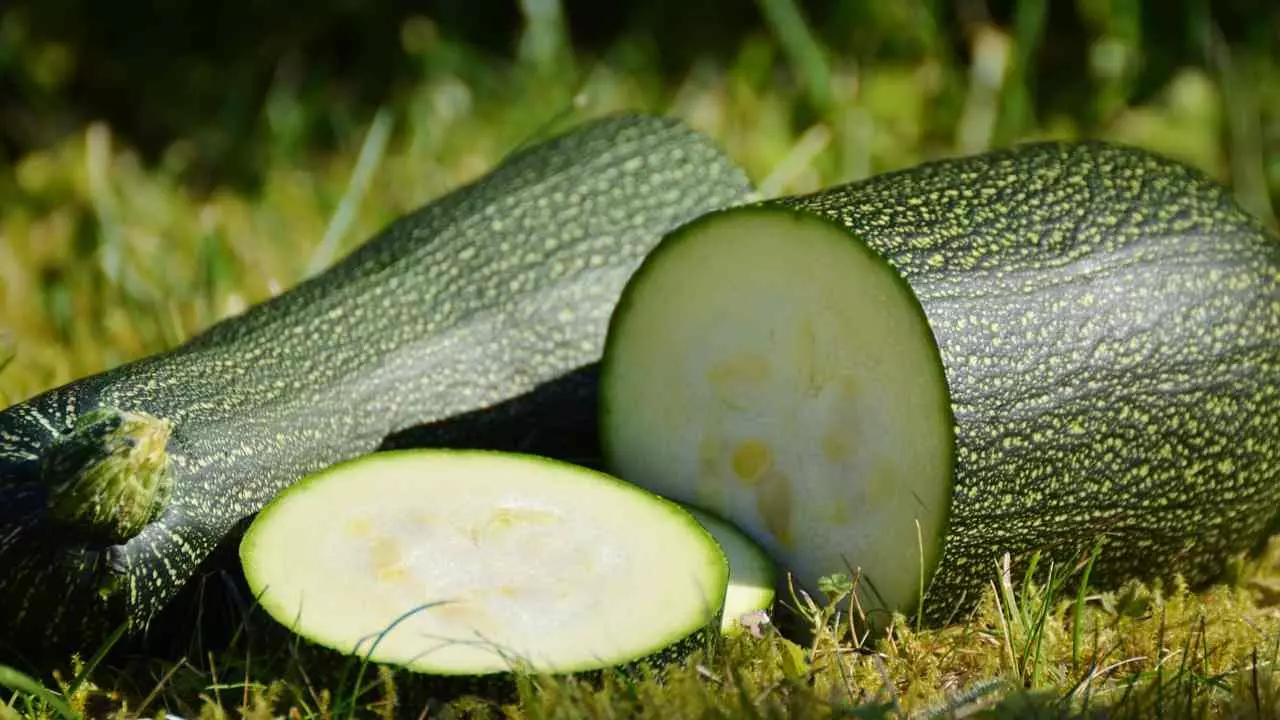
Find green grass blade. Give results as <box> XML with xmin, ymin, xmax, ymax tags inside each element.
<box><xmin>306</xmin><ymin>107</ymin><xmax>395</xmax><ymax>277</ymax></box>
<box><xmin>0</xmin><ymin>332</ymin><xmax>13</xmax><ymax>376</ymax></box>
<box><xmin>517</xmin><ymin>0</ymin><xmax>571</xmax><ymax>73</ymax></box>
<box><xmin>62</xmin><ymin>621</ymin><xmax>128</xmax><ymax>701</ymax></box>
<box><xmin>1073</xmin><ymin>539</ymin><xmax>1103</xmax><ymax>671</ymax></box>
<box><xmin>754</xmin><ymin>0</ymin><xmax>833</xmax><ymax>115</ymax></box>
<box><xmin>0</xmin><ymin>666</ymin><xmax>78</xmax><ymax>720</ymax></box>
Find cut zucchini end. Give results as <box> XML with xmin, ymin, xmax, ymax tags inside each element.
<box><xmin>44</xmin><ymin>407</ymin><xmax>175</xmax><ymax>543</ymax></box>
<box><xmin>683</xmin><ymin>504</ymin><xmax>777</xmax><ymax>633</ymax></box>
<box><xmin>239</xmin><ymin>449</ymin><xmax>728</xmax><ymax>677</ymax></box>
<box><xmin>601</xmin><ymin>205</ymin><xmax>954</xmax><ymax>620</ymax></box>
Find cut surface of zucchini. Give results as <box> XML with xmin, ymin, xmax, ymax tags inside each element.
<box><xmin>240</xmin><ymin>449</ymin><xmax>728</xmax><ymax>676</ymax></box>
<box><xmin>601</xmin><ymin>207</ymin><xmax>953</xmax><ymax>618</ymax></box>
<box><xmin>684</xmin><ymin>505</ymin><xmax>777</xmax><ymax>632</ymax></box>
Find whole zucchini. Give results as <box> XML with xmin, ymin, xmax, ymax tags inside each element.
<box><xmin>0</xmin><ymin>113</ymin><xmax>753</xmax><ymax>656</ymax></box>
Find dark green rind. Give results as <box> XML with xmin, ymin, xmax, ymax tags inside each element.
<box><xmin>774</xmin><ymin>140</ymin><xmax>1280</xmax><ymax>623</ymax></box>
<box><xmin>0</xmin><ymin>113</ymin><xmax>753</xmax><ymax>657</ymax></box>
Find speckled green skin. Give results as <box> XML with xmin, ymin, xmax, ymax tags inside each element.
<box><xmin>778</xmin><ymin>141</ymin><xmax>1280</xmax><ymax>623</ymax></box>
<box><xmin>0</xmin><ymin>113</ymin><xmax>753</xmax><ymax>656</ymax></box>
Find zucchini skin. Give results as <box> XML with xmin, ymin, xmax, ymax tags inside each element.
<box><xmin>779</xmin><ymin>141</ymin><xmax>1280</xmax><ymax>623</ymax></box>
<box><xmin>0</xmin><ymin>113</ymin><xmax>753</xmax><ymax>656</ymax></box>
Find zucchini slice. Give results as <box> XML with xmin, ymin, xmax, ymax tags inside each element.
<box><xmin>240</xmin><ymin>449</ymin><xmax>728</xmax><ymax>677</ymax></box>
<box><xmin>601</xmin><ymin>207</ymin><xmax>951</xmax><ymax>622</ymax></box>
<box><xmin>683</xmin><ymin>505</ymin><xmax>777</xmax><ymax>633</ymax></box>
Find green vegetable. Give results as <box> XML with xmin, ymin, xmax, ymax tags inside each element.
<box><xmin>599</xmin><ymin>140</ymin><xmax>1280</xmax><ymax>626</ymax></box>
<box><xmin>239</xmin><ymin>449</ymin><xmax>728</xmax><ymax>677</ymax></box>
<box><xmin>683</xmin><ymin>505</ymin><xmax>777</xmax><ymax>634</ymax></box>
<box><xmin>44</xmin><ymin>408</ymin><xmax>175</xmax><ymax>544</ymax></box>
<box><xmin>0</xmin><ymin>113</ymin><xmax>753</xmax><ymax>656</ymax></box>
<box><xmin>386</xmin><ymin>373</ymin><xmax>780</xmax><ymax>635</ymax></box>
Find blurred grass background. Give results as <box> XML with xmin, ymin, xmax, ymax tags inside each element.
<box><xmin>3</xmin><ymin>1</ymin><xmax>1280</xmax><ymax>716</ymax></box>
<box><xmin>1</xmin><ymin>0</ymin><xmax>1278</xmax><ymax>404</ymax></box>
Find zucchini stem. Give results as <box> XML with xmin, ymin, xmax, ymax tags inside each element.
<box><xmin>43</xmin><ymin>407</ymin><xmax>175</xmax><ymax>543</ymax></box>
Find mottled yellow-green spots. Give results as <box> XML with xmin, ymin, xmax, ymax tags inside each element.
<box><xmin>1218</xmin><ymin>457</ymin><xmax>1237</xmax><ymax>475</ymax></box>
<box><xmin>731</xmin><ymin>440</ymin><xmax>773</xmax><ymax>484</ymax></box>
<box><xmin>1000</xmin><ymin>434</ymin><xmax>1028</xmax><ymax>450</ymax></box>
<box><xmin>343</xmin><ymin>516</ymin><xmax>374</xmax><ymax>537</ymax></box>
<box><xmin>471</xmin><ymin>505</ymin><xmax>560</xmax><ymax>544</ymax></box>
<box><xmin>708</xmin><ymin>353</ymin><xmax>771</xmax><ymax>408</ymax></box>
<box><xmin>430</xmin><ymin>599</ymin><xmax>489</xmax><ymax>629</ymax></box>
<box><xmin>756</xmin><ymin>469</ymin><xmax>794</xmax><ymax>549</ymax></box>
<box><xmin>370</xmin><ymin>537</ymin><xmax>407</xmax><ymax>583</ymax></box>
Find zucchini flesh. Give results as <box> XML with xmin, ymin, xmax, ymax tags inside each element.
<box><xmin>0</xmin><ymin>113</ymin><xmax>753</xmax><ymax>656</ymax></box>
<box><xmin>601</xmin><ymin>208</ymin><xmax>951</xmax><ymax>619</ymax></box>
<box><xmin>683</xmin><ymin>505</ymin><xmax>777</xmax><ymax>633</ymax></box>
<box><xmin>240</xmin><ymin>450</ymin><xmax>728</xmax><ymax>676</ymax></box>
<box><xmin>601</xmin><ymin>140</ymin><xmax>1280</xmax><ymax>626</ymax></box>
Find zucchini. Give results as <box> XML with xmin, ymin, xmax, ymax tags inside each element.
<box><xmin>239</xmin><ymin>449</ymin><xmax>728</xmax><ymax>677</ymax></box>
<box><xmin>0</xmin><ymin>113</ymin><xmax>753</xmax><ymax>656</ymax></box>
<box><xmin>598</xmin><ymin>141</ymin><xmax>1280</xmax><ymax>625</ymax></box>
<box><xmin>385</xmin><ymin>372</ymin><xmax>779</xmax><ymax>634</ymax></box>
<box><xmin>684</xmin><ymin>505</ymin><xmax>777</xmax><ymax>634</ymax></box>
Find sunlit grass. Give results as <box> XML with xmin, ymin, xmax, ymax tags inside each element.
<box><xmin>5</xmin><ymin>542</ymin><xmax>1280</xmax><ymax>718</ymax></box>
<box><xmin>1</xmin><ymin>0</ymin><xmax>1279</xmax><ymax>716</ymax></box>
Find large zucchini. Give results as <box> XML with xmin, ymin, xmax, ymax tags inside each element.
<box><xmin>598</xmin><ymin>140</ymin><xmax>1280</xmax><ymax>626</ymax></box>
<box><xmin>0</xmin><ymin>113</ymin><xmax>753</xmax><ymax>656</ymax></box>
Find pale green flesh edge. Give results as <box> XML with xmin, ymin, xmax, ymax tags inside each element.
<box><xmin>240</xmin><ymin>449</ymin><xmax>730</xmax><ymax>677</ymax></box>
<box><xmin>683</xmin><ymin>505</ymin><xmax>778</xmax><ymax>633</ymax></box>
<box><xmin>600</xmin><ymin>206</ymin><xmax>955</xmax><ymax>622</ymax></box>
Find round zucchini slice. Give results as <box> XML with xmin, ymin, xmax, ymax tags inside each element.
<box><xmin>239</xmin><ymin>449</ymin><xmax>729</xmax><ymax>677</ymax></box>
<box><xmin>600</xmin><ymin>206</ymin><xmax>952</xmax><ymax>622</ymax></box>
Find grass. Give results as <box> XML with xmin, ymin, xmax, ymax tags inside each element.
<box><xmin>7</xmin><ymin>545</ymin><xmax>1280</xmax><ymax>718</ymax></box>
<box><xmin>2</xmin><ymin>0</ymin><xmax>1280</xmax><ymax>716</ymax></box>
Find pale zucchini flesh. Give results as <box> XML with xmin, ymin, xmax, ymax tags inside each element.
<box><xmin>683</xmin><ymin>505</ymin><xmax>777</xmax><ymax>632</ymax></box>
<box><xmin>240</xmin><ymin>449</ymin><xmax>729</xmax><ymax>676</ymax></box>
<box><xmin>600</xmin><ymin>208</ymin><xmax>953</xmax><ymax>620</ymax></box>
